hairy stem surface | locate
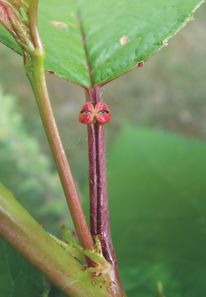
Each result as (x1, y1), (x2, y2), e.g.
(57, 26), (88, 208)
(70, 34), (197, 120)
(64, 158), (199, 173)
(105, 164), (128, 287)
(86, 86), (126, 296)
(88, 123), (98, 235)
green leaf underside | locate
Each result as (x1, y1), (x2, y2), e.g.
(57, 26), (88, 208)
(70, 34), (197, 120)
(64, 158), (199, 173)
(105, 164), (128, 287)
(107, 126), (206, 296)
(0, 0), (204, 87)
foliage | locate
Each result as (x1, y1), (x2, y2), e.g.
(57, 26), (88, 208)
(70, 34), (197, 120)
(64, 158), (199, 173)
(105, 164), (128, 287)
(106, 125), (206, 296)
(0, 0), (204, 86)
(0, 239), (48, 297)
(0, 1), (205, 296)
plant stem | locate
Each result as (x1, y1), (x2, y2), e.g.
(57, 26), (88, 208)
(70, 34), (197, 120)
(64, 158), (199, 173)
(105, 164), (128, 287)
(25, 52), (93, 251)
(28, 0), (43, 51)
(88, 123), (98, 235)
(96, 124), (113, 263)
(0, 184), (109, 297)
(24, 0), (94, 250)
(86, 86), (114, 260)
(86, 86), (126, 296)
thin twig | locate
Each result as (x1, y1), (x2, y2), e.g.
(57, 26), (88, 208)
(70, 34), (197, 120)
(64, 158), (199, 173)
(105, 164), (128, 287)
(85, 86), (125, 296)
(28, 0), (43, 51)
(25, 2), (94, 250)
(26, 54), (94, 250)
(88, 123), (98, 235)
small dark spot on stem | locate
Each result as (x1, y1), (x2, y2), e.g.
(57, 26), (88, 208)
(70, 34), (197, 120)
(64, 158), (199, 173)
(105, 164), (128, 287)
(137, 61), (145, 68)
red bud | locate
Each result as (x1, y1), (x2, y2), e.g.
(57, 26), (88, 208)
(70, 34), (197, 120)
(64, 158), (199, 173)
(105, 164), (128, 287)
(95, 102), (111, 125)
(0, 1), (33, 51)
(137, 61), (144, 68)
(79, 102), (111, 125)
(0, 1), (17, 34)
(79, 103), (95, 125)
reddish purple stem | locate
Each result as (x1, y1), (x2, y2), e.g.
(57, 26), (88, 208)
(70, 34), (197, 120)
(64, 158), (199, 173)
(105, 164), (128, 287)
(96, 124), (114, 264)
(88, 123), (98, 235)
(85, 86), (125, 296)
(85, 86), (116, 264)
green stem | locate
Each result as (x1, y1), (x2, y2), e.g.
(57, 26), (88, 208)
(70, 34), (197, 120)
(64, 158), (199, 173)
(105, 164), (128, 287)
(25, 51), (93, 251)
(28, 0), (43, 51)
(0, 184), (109, 297)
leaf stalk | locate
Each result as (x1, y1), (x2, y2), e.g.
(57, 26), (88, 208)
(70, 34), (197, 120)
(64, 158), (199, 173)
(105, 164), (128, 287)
(85, 86), (126, 297)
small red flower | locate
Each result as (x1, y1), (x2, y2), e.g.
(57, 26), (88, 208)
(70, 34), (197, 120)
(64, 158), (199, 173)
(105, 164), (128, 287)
(79, 102), (111, 125)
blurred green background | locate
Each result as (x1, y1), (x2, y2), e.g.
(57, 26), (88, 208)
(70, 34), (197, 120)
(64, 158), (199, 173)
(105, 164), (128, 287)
(0, 5), (206, 297)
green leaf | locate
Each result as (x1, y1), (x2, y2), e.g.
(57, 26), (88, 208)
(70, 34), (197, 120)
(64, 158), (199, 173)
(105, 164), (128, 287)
(0, 239), (48, 297)
(107, 126), (206, 296)
(0, 0), (204, 87)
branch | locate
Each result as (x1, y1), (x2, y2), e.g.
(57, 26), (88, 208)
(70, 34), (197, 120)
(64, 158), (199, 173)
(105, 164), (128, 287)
(0, 184), (109, 297)
(85, 87), (126, 297)
(24, 1), (94, 250)
(25, 51), (93, 250)
(27, 0), (43, 51)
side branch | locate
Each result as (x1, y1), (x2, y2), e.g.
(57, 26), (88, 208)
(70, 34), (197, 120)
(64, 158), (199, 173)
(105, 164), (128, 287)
(26, 53), (93, 250)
